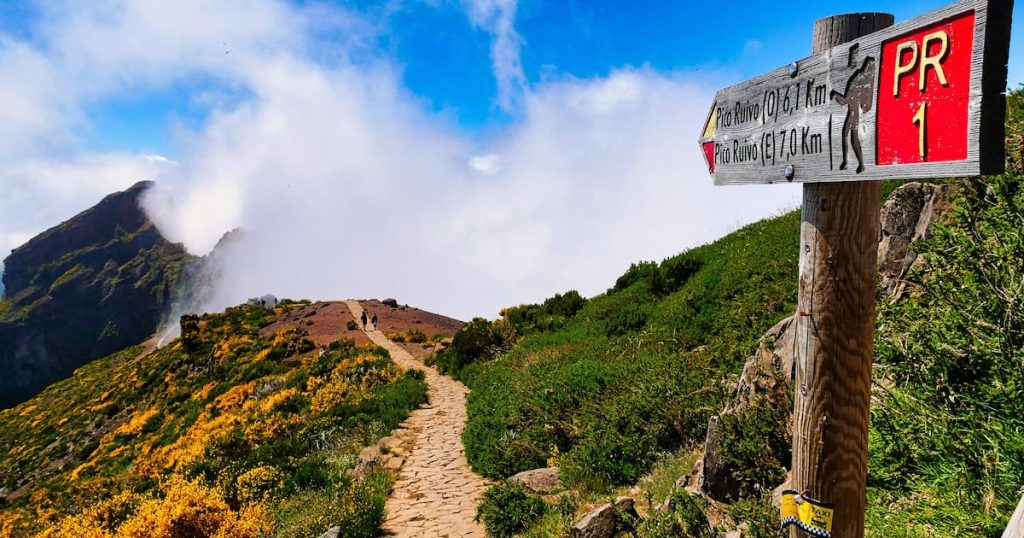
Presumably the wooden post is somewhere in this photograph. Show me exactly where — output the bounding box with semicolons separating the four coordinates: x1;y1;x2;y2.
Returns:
790;13;893;538
1004;492;1024;538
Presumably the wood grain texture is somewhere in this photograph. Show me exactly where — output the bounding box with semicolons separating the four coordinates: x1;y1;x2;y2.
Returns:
702;0;1009;185
1003;492;1024;538
789;13;890;538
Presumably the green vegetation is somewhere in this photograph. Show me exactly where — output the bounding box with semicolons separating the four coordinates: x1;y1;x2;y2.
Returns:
0;303;426;537
713;395;790;500
867;173;1024;535
475;482;547;538
637;489;712;538
457;211;800;488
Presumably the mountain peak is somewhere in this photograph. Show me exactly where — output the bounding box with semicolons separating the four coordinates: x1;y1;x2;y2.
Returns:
0;181;194;408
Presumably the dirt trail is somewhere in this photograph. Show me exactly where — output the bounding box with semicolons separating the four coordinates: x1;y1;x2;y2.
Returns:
343;301;488;537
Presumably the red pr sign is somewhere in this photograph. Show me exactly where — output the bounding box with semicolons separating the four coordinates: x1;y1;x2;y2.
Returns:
876;11;975;166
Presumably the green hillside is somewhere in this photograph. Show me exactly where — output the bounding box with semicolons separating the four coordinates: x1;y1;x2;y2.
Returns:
0;303;426;537
448;210;800;492
442;91;1024;537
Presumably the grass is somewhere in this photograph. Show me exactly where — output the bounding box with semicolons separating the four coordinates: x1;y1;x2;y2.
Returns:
457;210;801;490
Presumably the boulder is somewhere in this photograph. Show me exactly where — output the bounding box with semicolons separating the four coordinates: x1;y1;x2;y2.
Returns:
878;182;956;297
696;316;795;502
508;467;562;495
318;527;340;538
382;298;399;308
571;497;637;538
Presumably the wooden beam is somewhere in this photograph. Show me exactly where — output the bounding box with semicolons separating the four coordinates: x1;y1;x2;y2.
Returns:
789;13;892;538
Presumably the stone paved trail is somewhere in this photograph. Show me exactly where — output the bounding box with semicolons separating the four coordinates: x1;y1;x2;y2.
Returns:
343;301;488;538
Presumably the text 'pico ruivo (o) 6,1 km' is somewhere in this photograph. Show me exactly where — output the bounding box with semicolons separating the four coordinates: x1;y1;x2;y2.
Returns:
698;0;1012;185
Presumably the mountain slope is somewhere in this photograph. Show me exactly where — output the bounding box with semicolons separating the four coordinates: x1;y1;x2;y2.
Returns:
0;181;193;408
0;301;438;537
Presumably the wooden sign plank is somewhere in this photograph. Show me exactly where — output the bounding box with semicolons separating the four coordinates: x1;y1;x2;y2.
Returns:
699;0;1012;185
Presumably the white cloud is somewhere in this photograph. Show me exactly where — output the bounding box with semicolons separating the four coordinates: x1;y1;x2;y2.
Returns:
468;154;501;175
461;0;528;113
0;1;800;321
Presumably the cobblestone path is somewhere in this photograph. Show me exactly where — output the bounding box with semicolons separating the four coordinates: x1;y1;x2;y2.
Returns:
343;301;488;537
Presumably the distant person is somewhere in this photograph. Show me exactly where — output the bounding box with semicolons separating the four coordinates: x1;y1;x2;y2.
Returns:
360;311;368;329
371;313;378;330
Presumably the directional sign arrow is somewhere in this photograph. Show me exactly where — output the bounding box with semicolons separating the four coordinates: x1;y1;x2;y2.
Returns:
700;0;1012;186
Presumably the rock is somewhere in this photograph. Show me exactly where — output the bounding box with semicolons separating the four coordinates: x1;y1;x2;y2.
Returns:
318;527;340;538
571;497;637;538
614;496;639;521
352;446;381;475
382;298;399;308
697;316;795;502
771;472;791;508
878;182;956;297
508;467;563;494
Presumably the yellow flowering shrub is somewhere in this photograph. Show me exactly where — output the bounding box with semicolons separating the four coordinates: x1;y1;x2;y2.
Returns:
236;466;284;503
194;381;218;401
140;412;243;475
243;414;299;444
115;476;271;538
214;382;255;411
0;304;427;538
334;353;381;375
310;379;360;414
214;336;256;361
0;513;23;538
115;408;159;436
306;375;325;392
259;388;300;414
359;363;403;389
36;491;141;537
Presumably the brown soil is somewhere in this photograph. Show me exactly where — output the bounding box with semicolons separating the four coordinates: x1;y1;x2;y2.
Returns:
259;300;464;349
259;301;370;347
357;299;464;338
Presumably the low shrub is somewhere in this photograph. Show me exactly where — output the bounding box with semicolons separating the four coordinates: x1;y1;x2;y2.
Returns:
723;498;781;538
335;471;393;538
435;318;517;379
346;320;358;331
714;396;790;500
406;329;427;343
476;482;547;538
637;489;711;538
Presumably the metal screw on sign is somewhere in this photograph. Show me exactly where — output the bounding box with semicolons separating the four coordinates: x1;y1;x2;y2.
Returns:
785;165;795;181
789;62;799;77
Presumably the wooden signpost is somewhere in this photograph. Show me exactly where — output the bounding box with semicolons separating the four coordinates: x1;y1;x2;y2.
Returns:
699;1;1013;537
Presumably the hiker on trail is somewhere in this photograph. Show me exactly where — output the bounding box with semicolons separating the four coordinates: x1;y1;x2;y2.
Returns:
360;310;368;329
371;313;378;330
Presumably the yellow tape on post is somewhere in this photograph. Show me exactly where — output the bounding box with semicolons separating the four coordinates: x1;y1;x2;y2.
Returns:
779;490;834;537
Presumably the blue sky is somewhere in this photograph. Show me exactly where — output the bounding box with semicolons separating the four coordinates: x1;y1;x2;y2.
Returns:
7;0;1021;158
1;0;1022;317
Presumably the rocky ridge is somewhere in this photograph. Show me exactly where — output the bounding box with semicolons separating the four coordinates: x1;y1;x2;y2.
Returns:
0;181;194;408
